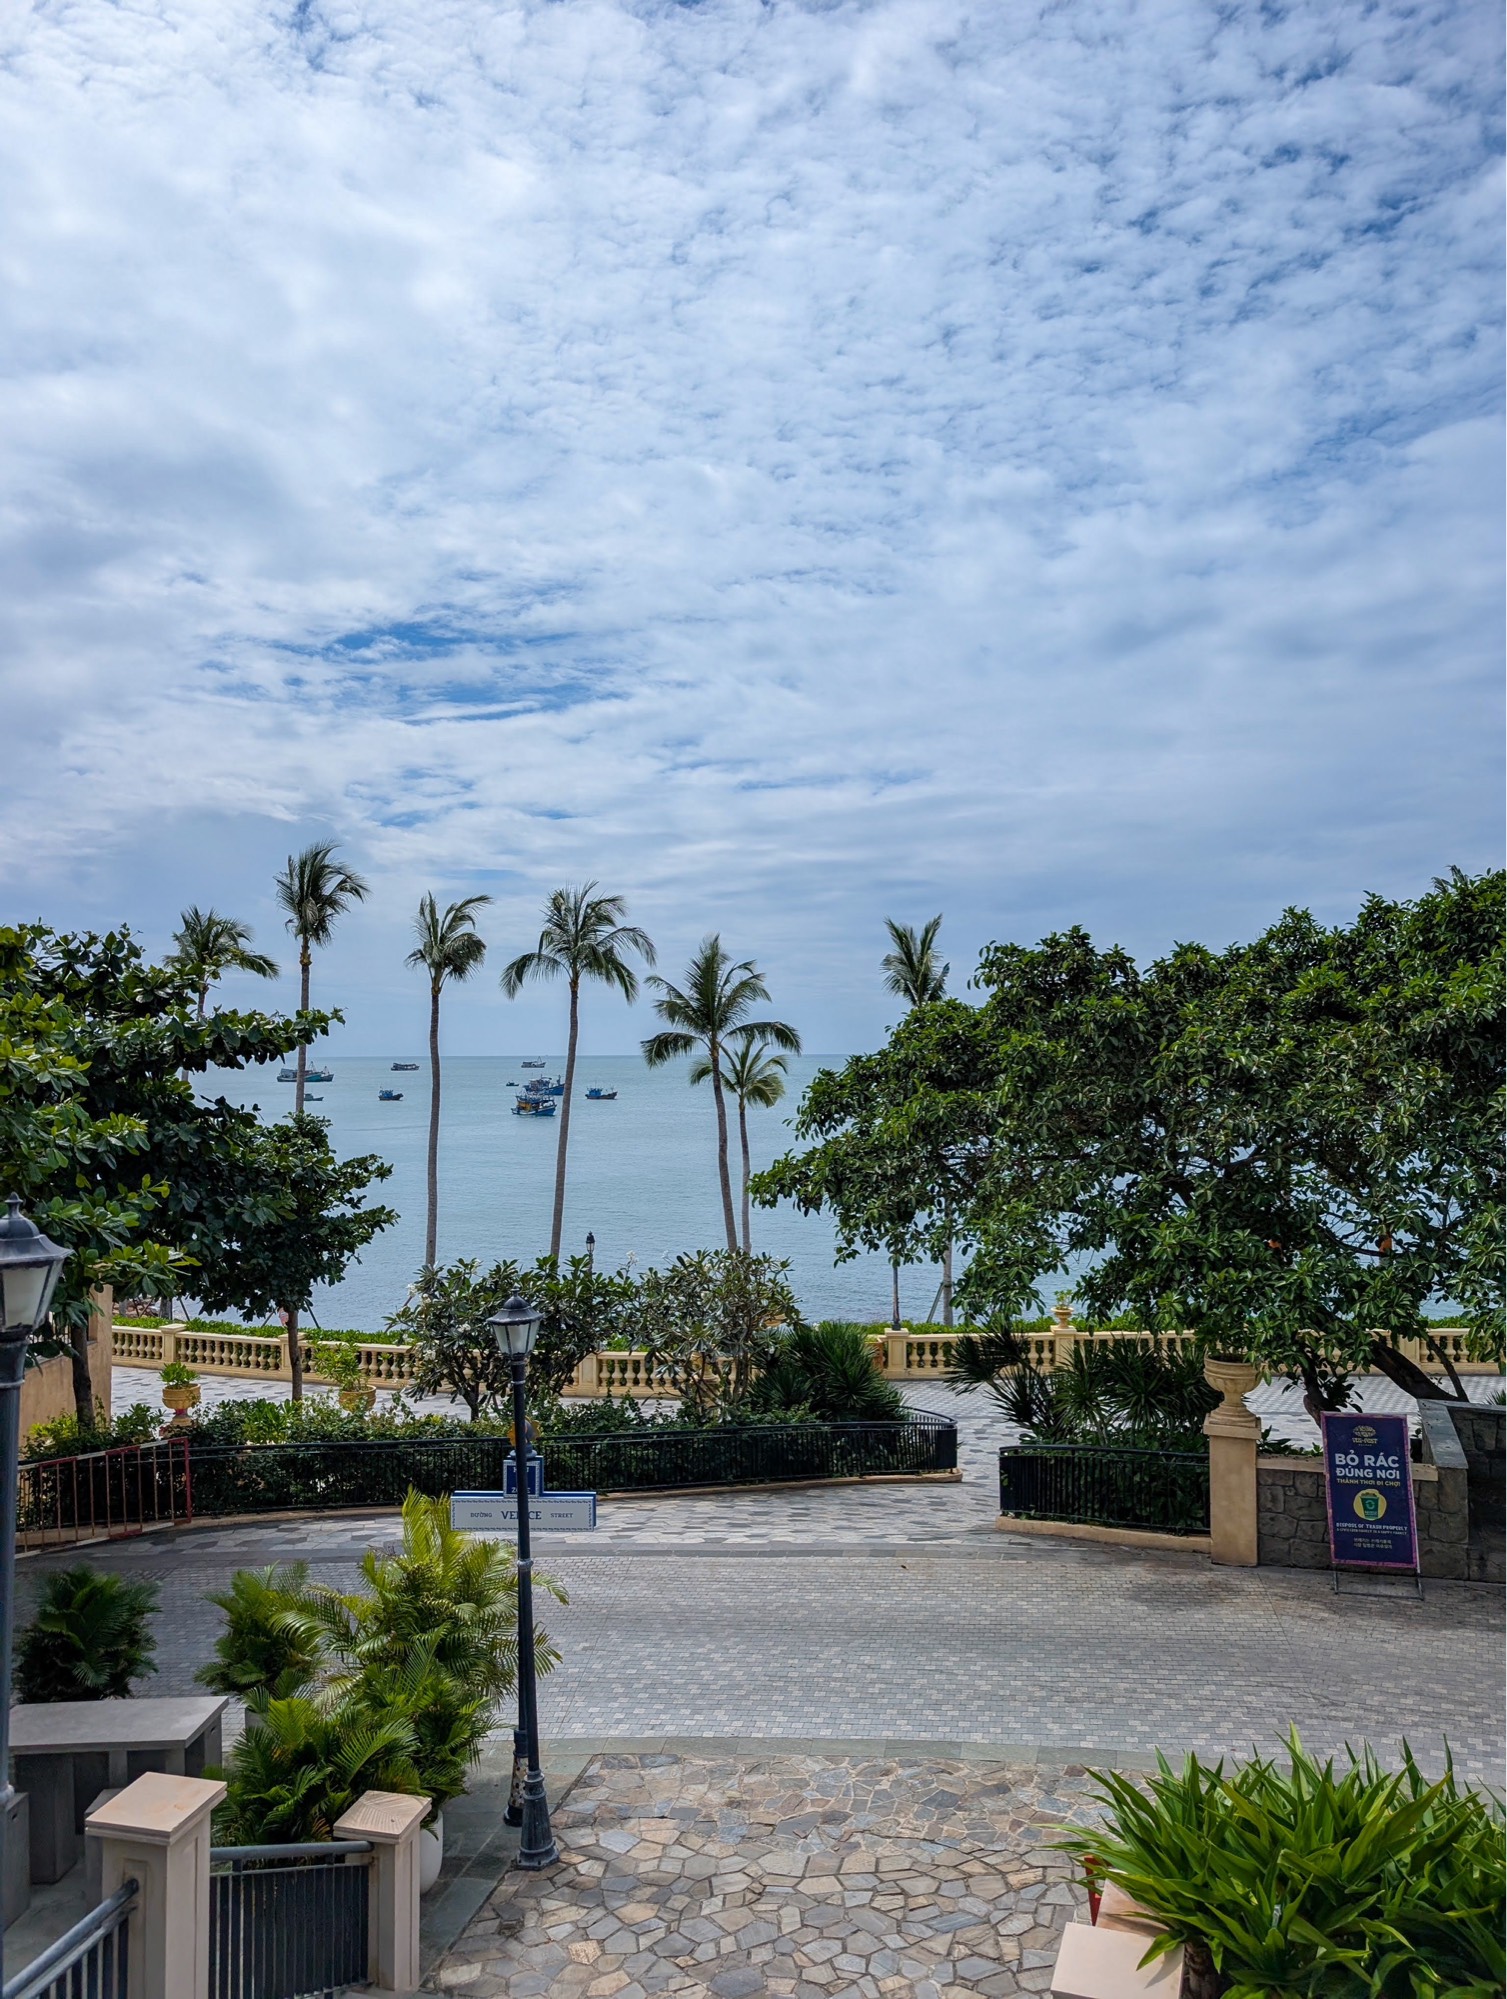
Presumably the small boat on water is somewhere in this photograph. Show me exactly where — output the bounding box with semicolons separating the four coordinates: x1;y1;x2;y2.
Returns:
542;1076;565;1095
307;1068;334;1083
391;1061;419;1071
513;1093;557;1116
520;1058;547;1069
585;1087;618;1100
378;1089;404;1101
306;1095;323;1101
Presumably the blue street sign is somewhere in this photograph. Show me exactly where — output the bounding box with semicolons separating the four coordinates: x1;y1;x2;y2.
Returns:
451;1490;598;1535
1320;1411;1419;1574
503;1451;545;1498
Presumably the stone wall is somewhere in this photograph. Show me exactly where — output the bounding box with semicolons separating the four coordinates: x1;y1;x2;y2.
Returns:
1447;1402;1504;1584
1257;1448;1470;1581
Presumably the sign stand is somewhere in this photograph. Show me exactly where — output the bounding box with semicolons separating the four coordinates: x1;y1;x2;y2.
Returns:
1320;1411;1424;1601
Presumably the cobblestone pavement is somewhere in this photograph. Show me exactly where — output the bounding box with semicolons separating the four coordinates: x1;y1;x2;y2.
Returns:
430;1750;1098;1999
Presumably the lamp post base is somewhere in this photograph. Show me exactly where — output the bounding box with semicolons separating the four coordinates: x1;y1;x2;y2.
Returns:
504;1728;526;1829
516;1772;558;1871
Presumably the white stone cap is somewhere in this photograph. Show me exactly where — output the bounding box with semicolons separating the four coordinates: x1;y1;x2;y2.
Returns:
85;1772;226;1845
333;1791;431;1843
1052;1918;1183;1996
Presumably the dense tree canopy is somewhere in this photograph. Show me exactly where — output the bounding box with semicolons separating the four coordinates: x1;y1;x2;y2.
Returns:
756;871;1504;1410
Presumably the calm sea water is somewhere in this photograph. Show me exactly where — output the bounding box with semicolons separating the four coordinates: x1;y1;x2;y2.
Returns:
196;1056;938;1333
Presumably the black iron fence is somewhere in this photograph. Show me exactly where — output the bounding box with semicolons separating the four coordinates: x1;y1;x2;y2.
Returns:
999;1443;1209;1535
209;1842;370;1999
3;1878;136;1999
17;1443;191;1550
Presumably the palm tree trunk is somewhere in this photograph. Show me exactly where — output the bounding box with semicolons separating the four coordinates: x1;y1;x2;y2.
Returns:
941;1227;954;1328
424;984;442;1268
294;947;311;1115
286;1303;304;1403
737;1097;752;1253
891;1258;902;1330
708;1043;739;1253
550;981;580;1263
196;978;208;1022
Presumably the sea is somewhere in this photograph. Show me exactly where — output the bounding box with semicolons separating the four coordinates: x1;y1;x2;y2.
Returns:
194;1056;943;1335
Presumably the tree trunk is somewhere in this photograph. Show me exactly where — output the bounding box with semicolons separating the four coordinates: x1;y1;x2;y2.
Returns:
941;1226;954;1328
196;979;208;1022
286;1304;304;1403
1180;1937;1227;1997
69;1321;95;1426
891;1259;902;1330
1370;1335;1465;1403
294;948;311;1115
549;981;580;1263
424;984;442;1268
738;1098;752;1253
709;1044;739;1253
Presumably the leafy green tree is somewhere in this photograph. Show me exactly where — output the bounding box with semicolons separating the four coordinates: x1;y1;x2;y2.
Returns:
714;1038;788;1253
192;1114;395;1401
760;872;1505;1417
406;893;491;1268
882;915;948;1006
500;885;654;1262
643;938;801;1252
636;1249;800;1419
274;842;370;1113
387;1254;638;1417
168;907;278;1019
0;923;336;1417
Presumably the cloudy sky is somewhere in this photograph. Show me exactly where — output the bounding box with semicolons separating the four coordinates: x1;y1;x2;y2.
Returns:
5;0;1502;1056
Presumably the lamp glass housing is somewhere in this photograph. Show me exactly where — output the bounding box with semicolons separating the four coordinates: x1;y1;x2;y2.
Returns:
489;1294;542;1361
0;1196;70;1335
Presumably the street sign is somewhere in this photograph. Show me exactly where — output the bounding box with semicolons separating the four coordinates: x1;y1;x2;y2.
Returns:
451;1490;597;1535
504;1452;545;1498
1320;1411;1419;1575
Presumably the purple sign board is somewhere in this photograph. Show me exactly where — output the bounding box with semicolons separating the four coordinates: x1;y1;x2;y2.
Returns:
1320;1411;1419;1573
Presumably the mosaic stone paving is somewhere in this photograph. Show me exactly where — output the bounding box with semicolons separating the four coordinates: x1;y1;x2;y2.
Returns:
428;1752;1102;1999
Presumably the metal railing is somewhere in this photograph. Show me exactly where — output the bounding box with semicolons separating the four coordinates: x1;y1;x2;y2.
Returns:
210;1842;371;1999
17;1442;192;1549
3;1879;136;1999
999;1443;1210;1535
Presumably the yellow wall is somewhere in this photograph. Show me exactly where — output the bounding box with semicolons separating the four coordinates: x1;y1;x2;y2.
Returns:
21;1288;114;1443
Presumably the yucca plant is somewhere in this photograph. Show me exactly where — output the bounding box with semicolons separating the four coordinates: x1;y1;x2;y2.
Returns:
1057;1732;1506;1998
195;1564;324;1700
751;1322;907;1422
15;1568;159;1701
213;1691;424;1844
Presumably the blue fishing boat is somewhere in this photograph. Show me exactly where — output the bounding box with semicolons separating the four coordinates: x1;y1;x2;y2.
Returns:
585;1087;618;1100
520;1058;547;1069
307;1068;334;1083
391;1062;419;1071
378;1089;403;1101
543;1076;565;1095
513;1092;557;1116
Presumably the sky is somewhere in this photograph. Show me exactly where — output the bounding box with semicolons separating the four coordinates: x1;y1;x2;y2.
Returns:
4;0;1503;1059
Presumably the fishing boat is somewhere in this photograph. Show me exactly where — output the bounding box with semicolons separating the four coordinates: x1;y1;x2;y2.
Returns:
278;1068;297;1081
513;1092;557;1116
520;1058;547;1069
585;1087;618;1100
378;1089;404;1101
390;1061;419;1071
307;1068;334;1083
543;1076;565;1095
306;1095;323;1101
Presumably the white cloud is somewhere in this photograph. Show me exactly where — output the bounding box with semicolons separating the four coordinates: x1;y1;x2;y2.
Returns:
2;0;1500;1052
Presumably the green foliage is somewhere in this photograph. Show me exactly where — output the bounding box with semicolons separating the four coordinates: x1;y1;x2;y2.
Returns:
751;1322;906;1422
950;1339;1219;1448
312;1341;364;1391
24;1401;160;1460
1057;1732;1506;1998
213;1691;421;1845
760;872;1505;1413
637;1249;801;1419
16;1568;159;1701
196;1565;323;1700
159;1359;198;1387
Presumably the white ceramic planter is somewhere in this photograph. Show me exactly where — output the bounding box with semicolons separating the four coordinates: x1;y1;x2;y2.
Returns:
419;1811;444;1894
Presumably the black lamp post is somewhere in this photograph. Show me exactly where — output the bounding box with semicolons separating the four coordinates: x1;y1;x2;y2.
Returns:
0;1197;71;1981
584;1233;595;1272
487;1293;558;1871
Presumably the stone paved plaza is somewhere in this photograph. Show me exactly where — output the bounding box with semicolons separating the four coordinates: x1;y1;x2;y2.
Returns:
430;1750;1097;1999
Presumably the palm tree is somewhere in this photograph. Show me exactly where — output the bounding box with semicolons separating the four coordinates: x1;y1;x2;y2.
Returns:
882;915;948;1323
710;1039;788;1252
501;885;655;1262
642;937;801;1252
274;843;370;1116
882;915;947;1007
169;906;279;1018
407;893;492;1269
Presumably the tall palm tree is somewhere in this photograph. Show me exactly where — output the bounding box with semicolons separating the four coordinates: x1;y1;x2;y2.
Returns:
274;842;371;1116
882;915;948;1322
709;1039;788;1252
882;915;947;1007
407;893;492;1269
642;937;801;1252
501;885;655;1262
169;906;279;1018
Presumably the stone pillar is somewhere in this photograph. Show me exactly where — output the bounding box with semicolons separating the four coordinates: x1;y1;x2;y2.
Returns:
1051;1300;1076;1372
1203;1358;1261;1567
87;1771;225;1999
885;1331;911;1377
334;1791;429;1998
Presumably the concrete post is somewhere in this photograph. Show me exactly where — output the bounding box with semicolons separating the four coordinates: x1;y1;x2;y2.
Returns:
334;1791;429;1998
1203;1358;1261;1567
1051;1300;1076;1371
87;1772;224;1999
885;1330;910;1377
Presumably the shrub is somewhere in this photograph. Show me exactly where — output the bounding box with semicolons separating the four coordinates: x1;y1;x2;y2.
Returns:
16;1568;159;1701
312;1341;364;1392
950;1336;1217;1448
196;1564;324;1700
1057;1732;1506;1998
24;1402;160;1461
213;1691;423;1844
637;1250;801;1418
750;1322;906;1422
160;1360;198;1388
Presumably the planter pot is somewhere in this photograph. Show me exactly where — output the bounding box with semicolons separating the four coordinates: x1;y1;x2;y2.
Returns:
161;1383;201;1414
338;1387;377;1414
418;1811;444;1894
1203;1356;1258;1415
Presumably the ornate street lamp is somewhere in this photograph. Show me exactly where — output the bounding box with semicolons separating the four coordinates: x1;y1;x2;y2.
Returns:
0;1197;71;1983
487;1293;558;1870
